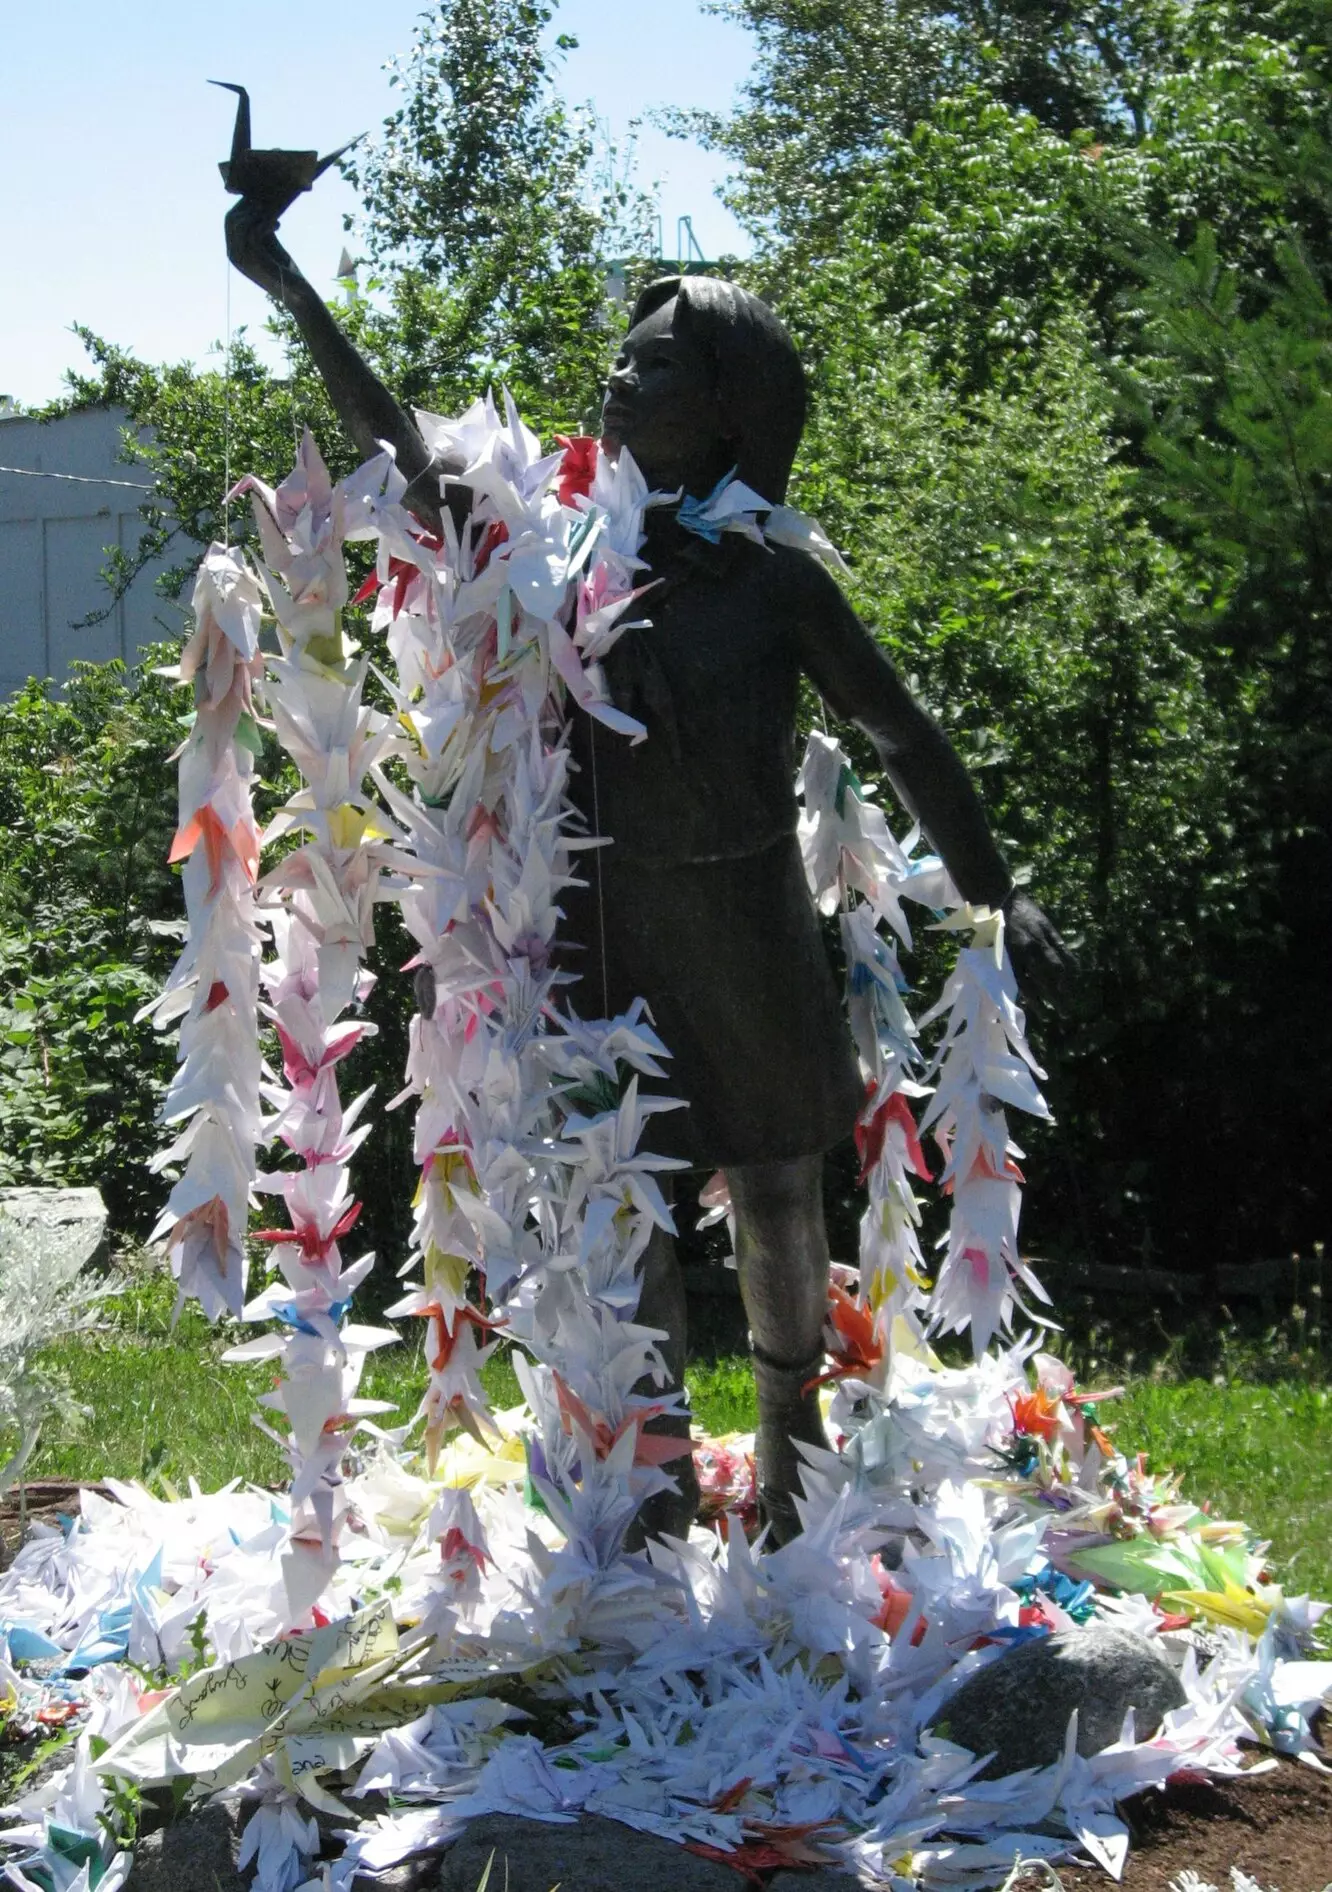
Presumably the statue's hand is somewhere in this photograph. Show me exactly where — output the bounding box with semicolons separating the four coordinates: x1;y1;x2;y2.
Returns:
1002;888;1078;1007
225;196;298;303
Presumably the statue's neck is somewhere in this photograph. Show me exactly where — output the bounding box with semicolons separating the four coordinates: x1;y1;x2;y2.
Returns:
641;505;748;583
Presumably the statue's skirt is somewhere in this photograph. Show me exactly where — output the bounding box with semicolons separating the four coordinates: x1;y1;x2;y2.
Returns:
561;830;864;1169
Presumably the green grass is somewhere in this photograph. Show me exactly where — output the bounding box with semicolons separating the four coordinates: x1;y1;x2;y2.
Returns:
15;1267;750;1489
1105;1379;1332;1600
688;1355;758;1435
11;1267;521;1491
8;1262;1332;1605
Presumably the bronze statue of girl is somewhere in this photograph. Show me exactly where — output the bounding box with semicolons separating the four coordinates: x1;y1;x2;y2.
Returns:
225;157;1072;1543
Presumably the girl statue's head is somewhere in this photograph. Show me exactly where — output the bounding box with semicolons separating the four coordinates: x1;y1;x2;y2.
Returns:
601;276;808;506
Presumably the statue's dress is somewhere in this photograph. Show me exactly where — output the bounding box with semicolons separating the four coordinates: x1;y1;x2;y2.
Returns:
564;518;910;1169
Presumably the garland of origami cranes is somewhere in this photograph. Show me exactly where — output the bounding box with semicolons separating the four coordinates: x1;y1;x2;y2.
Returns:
144;401;1052;1616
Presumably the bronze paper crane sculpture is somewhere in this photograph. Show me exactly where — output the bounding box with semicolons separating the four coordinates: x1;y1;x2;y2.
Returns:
211;82;361;219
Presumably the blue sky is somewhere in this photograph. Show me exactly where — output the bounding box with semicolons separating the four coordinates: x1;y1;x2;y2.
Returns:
2;1;755;408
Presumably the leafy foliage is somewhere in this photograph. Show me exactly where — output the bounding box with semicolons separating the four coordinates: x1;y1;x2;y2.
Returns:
0;663;183;1229
345;0;650;430
0;1211;107;1494
696;0;1332;260
679;0;1180;253
1111;215;1332;1260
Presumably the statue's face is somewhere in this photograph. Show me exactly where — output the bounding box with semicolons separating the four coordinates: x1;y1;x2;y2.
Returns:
600;297;730;495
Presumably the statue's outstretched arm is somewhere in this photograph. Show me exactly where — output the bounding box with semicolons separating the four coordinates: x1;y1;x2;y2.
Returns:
791;553;1076;1000
224;194;448;532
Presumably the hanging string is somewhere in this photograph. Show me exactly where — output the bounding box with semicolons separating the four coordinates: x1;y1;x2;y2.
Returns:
223;257;233;548
0;466;153;491
587;722;612;1020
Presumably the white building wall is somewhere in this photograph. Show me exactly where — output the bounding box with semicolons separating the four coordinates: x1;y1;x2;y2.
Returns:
0;407;181;698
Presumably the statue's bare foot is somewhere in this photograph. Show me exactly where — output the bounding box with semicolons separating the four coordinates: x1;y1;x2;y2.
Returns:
752;1348;830;1546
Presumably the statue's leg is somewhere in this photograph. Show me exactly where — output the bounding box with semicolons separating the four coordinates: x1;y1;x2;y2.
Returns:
727;1154;832;1545
624;1211;700;1548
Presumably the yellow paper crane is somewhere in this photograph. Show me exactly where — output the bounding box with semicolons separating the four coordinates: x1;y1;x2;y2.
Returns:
1162;1576;1277;1637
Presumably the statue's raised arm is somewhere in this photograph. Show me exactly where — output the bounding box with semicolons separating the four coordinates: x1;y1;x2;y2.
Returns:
215;83;447;532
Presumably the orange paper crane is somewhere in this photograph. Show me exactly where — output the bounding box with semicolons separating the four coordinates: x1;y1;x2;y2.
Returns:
804;1283;885;1393
168;802;259;893
685;1820;843;1885
425;1301;507;1374
1009;1384;1063;1443
553;1374;694;1467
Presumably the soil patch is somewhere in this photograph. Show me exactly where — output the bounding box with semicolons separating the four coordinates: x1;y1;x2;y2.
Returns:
0;1480;110;1570
1023;1757;1332;1892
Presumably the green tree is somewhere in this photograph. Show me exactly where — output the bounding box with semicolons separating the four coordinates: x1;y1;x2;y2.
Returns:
693;0;1332;262
1110;212;1332;1258
345;0;650;426
0;662;184;1230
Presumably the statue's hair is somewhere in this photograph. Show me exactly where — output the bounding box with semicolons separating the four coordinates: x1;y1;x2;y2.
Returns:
629;276;807;505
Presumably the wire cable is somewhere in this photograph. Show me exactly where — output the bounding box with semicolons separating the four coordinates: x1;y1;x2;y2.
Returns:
0;465;153;491
587;721;612;1020
223;257;233;545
